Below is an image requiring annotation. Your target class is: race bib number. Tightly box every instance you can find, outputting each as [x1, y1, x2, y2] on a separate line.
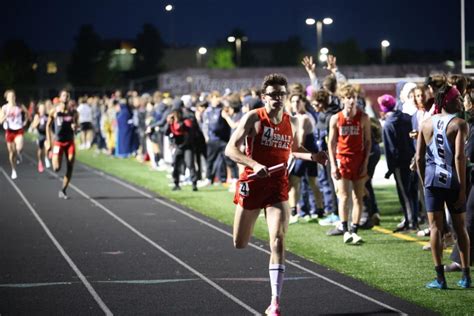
[239, 182, 250, 197]
[53, 145, 60, 154]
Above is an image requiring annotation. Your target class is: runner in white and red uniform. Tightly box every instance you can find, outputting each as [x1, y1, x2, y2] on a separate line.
[0, 90, 28, 179]
[225, 74, 327, 316]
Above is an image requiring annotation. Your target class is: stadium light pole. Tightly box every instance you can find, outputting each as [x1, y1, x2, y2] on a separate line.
[381, 40, 390, 64]
[227, 35, 248, 67]
[306, 17, 333, 61]
[196, 47, 207, 67]
[165, 4, 175, 47]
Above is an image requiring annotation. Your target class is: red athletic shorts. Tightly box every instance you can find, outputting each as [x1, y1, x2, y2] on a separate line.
[336, 154, 365, 181]
[53, 140, 75, 158]
[233, 176, 289, 210]
[5, 128, 24, 143]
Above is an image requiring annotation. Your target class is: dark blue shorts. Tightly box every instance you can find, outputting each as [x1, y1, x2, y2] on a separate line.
[424, 187, 465, 214]
[290, 159, 318, 177]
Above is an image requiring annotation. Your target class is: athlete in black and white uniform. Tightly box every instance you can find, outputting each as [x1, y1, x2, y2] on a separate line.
[31, 103, 51, 172]
[45, 90, 78, 199]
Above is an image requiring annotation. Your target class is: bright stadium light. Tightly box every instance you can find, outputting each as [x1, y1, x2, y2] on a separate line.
[306, 17, 333, 63]
[323, 17, 333, 25]
[198, 47, 207, 55]
[381, 40, 390, 64]
[130, 48, 137, 54]
[381, 40, 390, 48]
[319, 54, 328, 63]
[165, 4, 173, 11]
[320, 47, 329, 55]
[227, 36, 236, 43]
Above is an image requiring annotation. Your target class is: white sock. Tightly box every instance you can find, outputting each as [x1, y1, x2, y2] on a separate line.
[269, 264, 285, 301]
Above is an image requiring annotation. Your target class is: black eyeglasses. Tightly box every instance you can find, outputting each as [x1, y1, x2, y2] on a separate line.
[264, 91, 288, 99]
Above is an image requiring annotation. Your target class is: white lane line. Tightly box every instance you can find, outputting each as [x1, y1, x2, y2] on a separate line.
[0, 167, 113, 316]
[28, 157, 260, 316]
[82, 164, 408, 316]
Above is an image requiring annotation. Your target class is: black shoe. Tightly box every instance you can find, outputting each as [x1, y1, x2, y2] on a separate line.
[172, 185, 181, 191]
[444, 262, 462, 272]
[360, 218, 374, 230]
[192, 185, 198, 192]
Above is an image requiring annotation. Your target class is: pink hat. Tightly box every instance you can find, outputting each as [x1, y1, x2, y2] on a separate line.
[378, 94, 396, 113]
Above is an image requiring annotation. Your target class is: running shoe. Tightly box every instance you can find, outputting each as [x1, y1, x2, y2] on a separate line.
[265, 301, 281, 316]
[11, 170, 17, 180]
[425, 279, 447, 289]
[16, 153, 23, 164]
[343, 231, 353, 244]
[319, 213, 340, 226]
[58, 190, 69, 200]
[457, 277, 471, 288]
[38, 161, 44, 173]
[351, 232, 363, 244]
[171, 185, 181, 191]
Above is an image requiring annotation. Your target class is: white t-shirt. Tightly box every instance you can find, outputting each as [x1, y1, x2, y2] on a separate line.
[77, 103, 93, 123]
[2, 104, 23, 130]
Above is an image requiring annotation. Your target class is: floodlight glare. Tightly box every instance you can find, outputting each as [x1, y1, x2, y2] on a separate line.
[305, 18, 316, 25]
[227, 36, 236, 43]
[323, 18, 333, 25]
[165, 4, 173, 11]
[130, 48, 137, 54]
[381, 40, 390, 47]
[198, 47, 207, 55]
[319, 54, 328, 63]
[320, 47, 329, 55]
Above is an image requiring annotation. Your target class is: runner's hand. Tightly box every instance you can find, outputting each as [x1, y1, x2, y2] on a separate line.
[359, 163, 368, 178]
[252, 163, 269, 178]
[311, 151, 328, 165]
[332, 167, 341, 180]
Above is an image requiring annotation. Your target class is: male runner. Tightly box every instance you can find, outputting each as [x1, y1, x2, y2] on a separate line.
[225, 74, 327, 316]
[46, 90, 78, 199]
[288, 92, 324, 223]
[328, 84, 371, 244]
[416, 85, 471, 289]
[0, 90, 28, 179]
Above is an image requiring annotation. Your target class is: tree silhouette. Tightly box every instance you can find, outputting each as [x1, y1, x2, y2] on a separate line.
[0, 40, 36, 87]
[67, 25, 104, 86]
[133, 23, 165, 78]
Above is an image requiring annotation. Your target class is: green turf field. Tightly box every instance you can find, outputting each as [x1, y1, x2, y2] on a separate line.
[76, 150, 473, 315]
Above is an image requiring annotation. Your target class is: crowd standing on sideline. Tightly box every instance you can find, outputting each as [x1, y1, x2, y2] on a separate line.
[2, 55, 473, 314]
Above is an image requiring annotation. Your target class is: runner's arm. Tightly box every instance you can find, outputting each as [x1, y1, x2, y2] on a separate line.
[31, 114, 40, 129]
[415, 120, 427, 185]
[454, 119, 468, 207]
[225, 111, 268, 177]
[0, 107, 5, 124]
[45, 110, 55, 151]
[291, 115, 327, 164]
[360, 113, 372, 174]
[328, 114, 339, 171]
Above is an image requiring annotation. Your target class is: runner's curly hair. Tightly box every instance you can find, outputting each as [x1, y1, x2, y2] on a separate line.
[261, 74, 288, 92]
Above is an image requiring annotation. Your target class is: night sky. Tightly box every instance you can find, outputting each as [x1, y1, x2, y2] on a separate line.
[2, 0, 471, 53]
